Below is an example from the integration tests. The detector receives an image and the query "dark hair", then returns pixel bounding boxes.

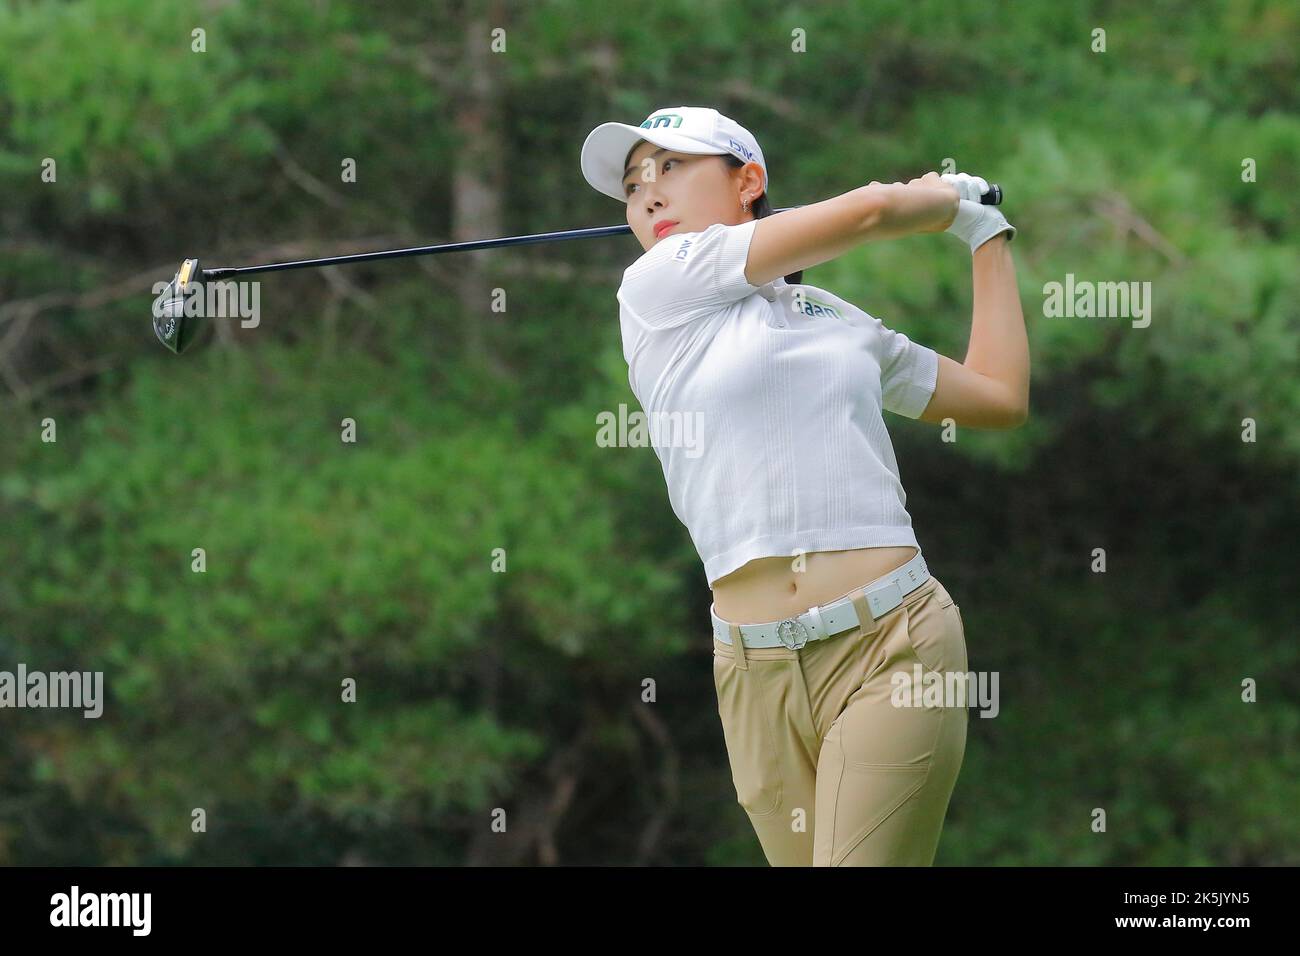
[622,140,802,285]
[721,153,802,285]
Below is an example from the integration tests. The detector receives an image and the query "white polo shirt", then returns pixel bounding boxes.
[616,219,940,587]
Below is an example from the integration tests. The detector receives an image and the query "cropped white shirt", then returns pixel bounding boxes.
[616,219,939,587]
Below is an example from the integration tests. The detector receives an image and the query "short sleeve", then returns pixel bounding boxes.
[617,220,761,330]
[877,319,939,418]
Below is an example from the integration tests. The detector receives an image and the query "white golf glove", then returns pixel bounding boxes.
[941,172,1016,253]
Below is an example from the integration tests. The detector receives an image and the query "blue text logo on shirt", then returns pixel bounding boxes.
[673,236,693,262]
[791,290,842,320]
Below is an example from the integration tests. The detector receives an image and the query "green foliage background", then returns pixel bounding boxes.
[1,0,1297,864]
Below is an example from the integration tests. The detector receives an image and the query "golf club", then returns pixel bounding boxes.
[151,186,1003,353]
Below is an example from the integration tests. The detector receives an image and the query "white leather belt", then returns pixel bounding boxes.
[710,550,930,650]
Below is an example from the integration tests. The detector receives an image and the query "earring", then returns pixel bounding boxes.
[742,197,750,212]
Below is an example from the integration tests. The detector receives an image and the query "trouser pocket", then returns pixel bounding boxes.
[902,580,969,678]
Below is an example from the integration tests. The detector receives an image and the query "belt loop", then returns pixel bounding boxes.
[806,603,826,640]
[850,590,875,634]
[729,623,748,669]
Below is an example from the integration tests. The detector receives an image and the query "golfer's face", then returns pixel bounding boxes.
[623,142,734,252]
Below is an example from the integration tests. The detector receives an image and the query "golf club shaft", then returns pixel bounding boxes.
[203,222,654,280]
[202,186,1002,280]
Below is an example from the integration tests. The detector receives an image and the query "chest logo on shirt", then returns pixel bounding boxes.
[790,289,843,321]
[672,236,693,262]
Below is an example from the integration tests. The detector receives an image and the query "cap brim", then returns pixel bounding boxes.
[580,122,727,203]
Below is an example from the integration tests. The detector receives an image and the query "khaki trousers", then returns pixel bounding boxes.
[712,574,968,866]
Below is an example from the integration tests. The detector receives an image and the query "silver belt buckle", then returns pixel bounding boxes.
[775,618,810,649]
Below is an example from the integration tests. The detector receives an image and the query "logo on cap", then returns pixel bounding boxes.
[727,138,755,162]
[641,113,683,129]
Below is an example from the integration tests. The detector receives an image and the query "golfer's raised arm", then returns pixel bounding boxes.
[744,178,959,288]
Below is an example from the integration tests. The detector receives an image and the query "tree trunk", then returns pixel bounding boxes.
[452,0,510,376]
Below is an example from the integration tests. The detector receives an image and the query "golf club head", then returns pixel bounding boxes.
[152,258,202,353]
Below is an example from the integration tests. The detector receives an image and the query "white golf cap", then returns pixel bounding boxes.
[580,106,768,203]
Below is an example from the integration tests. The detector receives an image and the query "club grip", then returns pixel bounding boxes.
[980,184,1002,205]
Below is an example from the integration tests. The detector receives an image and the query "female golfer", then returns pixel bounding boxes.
[580,106,1026,866]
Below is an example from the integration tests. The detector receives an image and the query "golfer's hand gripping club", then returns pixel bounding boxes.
[940,172,1015,253]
